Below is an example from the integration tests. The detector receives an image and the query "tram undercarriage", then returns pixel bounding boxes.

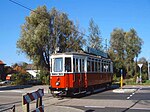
[50,82,112,97]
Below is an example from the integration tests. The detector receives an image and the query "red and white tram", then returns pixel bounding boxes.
[49,50,113,96]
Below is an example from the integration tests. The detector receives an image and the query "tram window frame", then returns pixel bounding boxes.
[97,60,100,72]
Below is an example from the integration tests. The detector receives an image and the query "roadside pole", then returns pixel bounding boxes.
[120,69,123,89]
[138,64,143,84]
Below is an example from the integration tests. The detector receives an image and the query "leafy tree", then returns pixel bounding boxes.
[88,18,103,50]
[17,6,85,72]
[109,28,125,75]
[124,29,143,77]
[109,28,143,78]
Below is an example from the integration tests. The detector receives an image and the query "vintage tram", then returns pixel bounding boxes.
[49,49,113,96]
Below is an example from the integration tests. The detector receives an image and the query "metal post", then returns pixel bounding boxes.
[120,69,123,89]
[12,105,15,112]
[148,61,150,80]
[140,67,142,84]
[138,64,143,84]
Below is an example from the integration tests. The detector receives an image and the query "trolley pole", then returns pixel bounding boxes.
[120,69,123,89]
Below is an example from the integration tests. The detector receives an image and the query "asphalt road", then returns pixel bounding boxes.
[57,85,150,112]
[0,85,150,112]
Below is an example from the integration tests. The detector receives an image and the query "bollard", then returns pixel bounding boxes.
[120,69,123,89]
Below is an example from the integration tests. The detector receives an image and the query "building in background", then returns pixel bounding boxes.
[26,64,40,78]
[0,60,6,81]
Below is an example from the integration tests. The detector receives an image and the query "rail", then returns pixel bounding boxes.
[0,105,15,112]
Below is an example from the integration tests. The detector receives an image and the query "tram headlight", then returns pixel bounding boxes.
[56,81,60,86]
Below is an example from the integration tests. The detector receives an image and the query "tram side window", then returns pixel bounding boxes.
[92,60,94,72]
[80,59,82,72]
[95,60,98,72]
[54,58,63,72]
[108,62,110,72]
[98,61,100,72]
[87,60,90,72]
[73,58,75,72]
[101,60,104,72]
[82,59,85,72]
[80,59,85,72]
[76,59,78,72]
[65,57,71,72]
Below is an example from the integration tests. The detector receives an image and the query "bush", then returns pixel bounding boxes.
[113,74,120,82]
[11,73,32,85]
[124,78,136,85]
[144,80,150,85]
[39,69,50,85]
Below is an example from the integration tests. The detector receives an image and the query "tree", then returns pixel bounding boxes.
[109,28,143,78]
[17,6,85,71]
[109,28,125,75]
[124,29,143,77]
[88,18,103,50]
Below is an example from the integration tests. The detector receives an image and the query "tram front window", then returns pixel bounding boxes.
[54,58,63,72]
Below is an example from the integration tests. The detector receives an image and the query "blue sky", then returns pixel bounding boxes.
[0,0,150,66]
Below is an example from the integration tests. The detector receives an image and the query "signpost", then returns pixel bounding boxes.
[138,64,143,84]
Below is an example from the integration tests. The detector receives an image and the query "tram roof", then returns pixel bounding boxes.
[51,51,111,60]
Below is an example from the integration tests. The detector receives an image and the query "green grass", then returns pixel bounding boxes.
[113,78,150,85]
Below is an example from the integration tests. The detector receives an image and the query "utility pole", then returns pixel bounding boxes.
[148,61,150,80]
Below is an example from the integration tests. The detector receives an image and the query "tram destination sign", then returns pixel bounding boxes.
[86,47,108,58]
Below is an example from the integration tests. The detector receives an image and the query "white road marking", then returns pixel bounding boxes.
[132,108,150,110]
[127,87,142,100]
[0,90,24,93]
[127,97,130,100]
[84,106,105,108]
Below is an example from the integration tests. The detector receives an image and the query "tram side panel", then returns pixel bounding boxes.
[50,74,74,89]
[73,73,86,88]
[86,73,113,87]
